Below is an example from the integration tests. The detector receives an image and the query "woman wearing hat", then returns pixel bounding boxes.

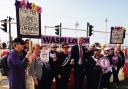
[111,48,124,88]
[86,47,102,89]
[99,47,112,89]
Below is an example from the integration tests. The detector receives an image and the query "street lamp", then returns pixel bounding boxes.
[105,18,108,44]
[75,22,79,37]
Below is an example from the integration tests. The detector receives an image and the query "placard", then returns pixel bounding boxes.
[15,0,42,38]
[110,27,126,44]
[40,50,49,62]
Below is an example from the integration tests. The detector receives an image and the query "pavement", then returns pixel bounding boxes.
[0,76,9,89]
[1,76,128,89]
[110,79,128,89]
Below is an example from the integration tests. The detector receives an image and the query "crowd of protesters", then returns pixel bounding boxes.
[0,37,126,89]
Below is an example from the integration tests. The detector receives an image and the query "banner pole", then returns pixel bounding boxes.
[29,38,32,51]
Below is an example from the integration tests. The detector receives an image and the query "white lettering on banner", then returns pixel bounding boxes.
[19,8,39,36]
[41,35,90,45]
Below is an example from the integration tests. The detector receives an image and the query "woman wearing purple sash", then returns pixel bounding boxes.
[99,47,112,89]
[112,48,123,88]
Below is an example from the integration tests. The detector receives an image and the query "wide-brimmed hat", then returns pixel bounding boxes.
[94,47,101,51]
[104,47,111,51]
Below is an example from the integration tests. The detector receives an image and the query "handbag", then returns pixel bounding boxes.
[109,74,113,83]
[26,76,35,89]
[25,66,35,89]
[118,68,125,81]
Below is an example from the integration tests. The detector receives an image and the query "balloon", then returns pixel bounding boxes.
[20,1,27,9]
[36,6,42,13]
[32,3,36,10]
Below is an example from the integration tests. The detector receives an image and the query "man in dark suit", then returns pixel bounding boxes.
[71,37,90,89]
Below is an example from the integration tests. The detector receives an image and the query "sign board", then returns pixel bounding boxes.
[40,50,49,62]
[15,0,42,38]
[110,27,126,44]
[41,35,90,45]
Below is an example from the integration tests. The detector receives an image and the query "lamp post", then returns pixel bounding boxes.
[105,19,108,44]
[75,22,79,37]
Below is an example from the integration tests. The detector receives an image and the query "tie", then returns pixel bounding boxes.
[80,47,83,63]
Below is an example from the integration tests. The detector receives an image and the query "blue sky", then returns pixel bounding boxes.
[0,0,128,46]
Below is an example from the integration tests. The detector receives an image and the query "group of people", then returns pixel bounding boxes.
[0,37,125,89]
[87,43,125,89]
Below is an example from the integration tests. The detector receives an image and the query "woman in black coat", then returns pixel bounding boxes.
[86,47,102,89]
[112,48,124,88]
[57,43,72,89]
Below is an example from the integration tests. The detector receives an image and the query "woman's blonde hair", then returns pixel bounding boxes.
[32,44,41,50]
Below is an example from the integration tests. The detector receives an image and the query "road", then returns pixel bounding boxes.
[111,79,128,89]
[0,76,9,89]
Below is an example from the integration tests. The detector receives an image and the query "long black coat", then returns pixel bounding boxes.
[71,45,90,67]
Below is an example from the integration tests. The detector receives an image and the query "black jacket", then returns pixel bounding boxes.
[71,45,91,67]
